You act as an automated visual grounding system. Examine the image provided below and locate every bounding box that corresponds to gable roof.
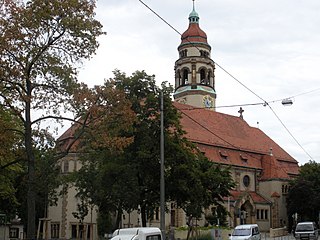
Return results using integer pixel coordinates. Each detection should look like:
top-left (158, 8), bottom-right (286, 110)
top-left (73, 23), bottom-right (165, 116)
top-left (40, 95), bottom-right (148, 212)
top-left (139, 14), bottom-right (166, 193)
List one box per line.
top-left (228, 190), bottom-right (272, 204)
top-left (173, 102), bottom-right (300, 178)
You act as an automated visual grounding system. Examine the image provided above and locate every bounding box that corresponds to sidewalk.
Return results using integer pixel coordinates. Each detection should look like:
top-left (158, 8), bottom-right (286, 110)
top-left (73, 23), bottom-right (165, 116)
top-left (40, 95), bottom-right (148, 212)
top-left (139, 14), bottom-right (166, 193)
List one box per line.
top-left (261, 232), bottom-right (295, 240)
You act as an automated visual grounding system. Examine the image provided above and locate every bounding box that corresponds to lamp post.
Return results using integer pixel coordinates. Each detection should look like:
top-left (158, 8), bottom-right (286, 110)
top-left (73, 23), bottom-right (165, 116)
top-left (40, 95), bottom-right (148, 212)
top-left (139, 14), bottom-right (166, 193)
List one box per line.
top-left (160, 91), bottom-right (165, 240)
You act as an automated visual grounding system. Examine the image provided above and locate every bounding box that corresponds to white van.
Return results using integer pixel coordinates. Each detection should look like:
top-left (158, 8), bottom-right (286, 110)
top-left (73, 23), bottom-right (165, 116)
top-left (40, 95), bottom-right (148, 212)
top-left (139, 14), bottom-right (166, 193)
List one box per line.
top-left (229, 224), bottom-right (261, 240)
top-left (111, 227), bottom-right (162, 240)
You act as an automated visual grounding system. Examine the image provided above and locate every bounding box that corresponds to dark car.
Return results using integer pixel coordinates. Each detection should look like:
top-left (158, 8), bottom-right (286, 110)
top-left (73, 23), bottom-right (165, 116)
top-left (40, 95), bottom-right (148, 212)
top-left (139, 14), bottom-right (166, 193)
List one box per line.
top-left (295, 222), bottom-right (319, 240)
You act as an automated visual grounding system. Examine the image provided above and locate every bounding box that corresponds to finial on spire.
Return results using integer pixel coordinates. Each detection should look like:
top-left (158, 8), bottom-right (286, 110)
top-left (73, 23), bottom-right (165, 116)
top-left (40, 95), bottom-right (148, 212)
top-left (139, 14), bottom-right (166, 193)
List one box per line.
top-left (189, 0), bottom-right (199, 23)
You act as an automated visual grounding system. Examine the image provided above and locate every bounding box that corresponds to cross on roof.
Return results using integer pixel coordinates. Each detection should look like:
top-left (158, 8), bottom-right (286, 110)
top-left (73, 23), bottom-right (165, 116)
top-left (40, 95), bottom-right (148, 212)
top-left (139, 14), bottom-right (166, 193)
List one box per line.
top-left (238, 107), bottom-right (244, 119)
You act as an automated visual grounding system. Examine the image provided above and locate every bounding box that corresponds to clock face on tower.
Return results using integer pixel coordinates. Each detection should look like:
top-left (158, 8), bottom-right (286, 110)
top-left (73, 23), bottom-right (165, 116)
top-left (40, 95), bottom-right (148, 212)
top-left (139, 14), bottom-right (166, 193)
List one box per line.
top-left (203, 95), bottom-right (214, 108)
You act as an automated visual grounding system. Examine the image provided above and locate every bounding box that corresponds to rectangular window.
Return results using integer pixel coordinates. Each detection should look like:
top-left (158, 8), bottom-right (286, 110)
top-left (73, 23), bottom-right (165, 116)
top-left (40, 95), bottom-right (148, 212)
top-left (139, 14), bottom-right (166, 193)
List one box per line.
top-left (51, 223), bottom-right (60, 238)
top-left (146, 234), bottom-right (162, 240)
top-left (257, 209), bottom-right (268, 220)
top-left (9, 228), bottom-right (19, 238)
top-left (64, 160), bottom-right (69, 173)
top-left (71, 224), bottom-right (86, 239)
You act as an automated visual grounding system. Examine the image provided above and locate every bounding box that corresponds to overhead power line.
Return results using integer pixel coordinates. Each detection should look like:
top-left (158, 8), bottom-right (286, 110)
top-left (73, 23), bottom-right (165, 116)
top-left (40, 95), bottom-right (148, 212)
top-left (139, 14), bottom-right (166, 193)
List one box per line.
top-left (138, 0), bottom-right (314, 161)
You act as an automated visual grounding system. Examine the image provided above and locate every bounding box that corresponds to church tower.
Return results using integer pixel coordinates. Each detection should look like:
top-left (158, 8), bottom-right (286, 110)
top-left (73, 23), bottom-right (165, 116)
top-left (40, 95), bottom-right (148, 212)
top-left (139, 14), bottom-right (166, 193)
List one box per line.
top-left (173, 1), bottom-right (216, 110)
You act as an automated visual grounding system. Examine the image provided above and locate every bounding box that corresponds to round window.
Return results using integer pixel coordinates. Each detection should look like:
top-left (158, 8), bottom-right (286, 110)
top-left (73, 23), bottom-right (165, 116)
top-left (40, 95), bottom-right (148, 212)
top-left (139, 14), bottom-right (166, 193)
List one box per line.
top-left (243, 175), bottom-right (250, 187)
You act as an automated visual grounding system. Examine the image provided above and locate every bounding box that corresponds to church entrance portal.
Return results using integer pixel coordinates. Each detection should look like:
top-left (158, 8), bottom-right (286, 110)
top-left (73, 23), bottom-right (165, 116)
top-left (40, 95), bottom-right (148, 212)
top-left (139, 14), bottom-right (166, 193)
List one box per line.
top-left (239, 200), bottom-right (254, 225)
top-left (234, 193), bottom-right (256, 226)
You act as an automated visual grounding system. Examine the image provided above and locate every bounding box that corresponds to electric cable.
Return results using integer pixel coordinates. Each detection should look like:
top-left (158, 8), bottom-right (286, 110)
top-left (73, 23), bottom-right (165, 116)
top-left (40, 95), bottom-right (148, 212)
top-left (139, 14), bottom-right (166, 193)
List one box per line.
top-left (179, 108), bottom-right (293, 170)
top-left (138, 0), bottom-right (315, 161)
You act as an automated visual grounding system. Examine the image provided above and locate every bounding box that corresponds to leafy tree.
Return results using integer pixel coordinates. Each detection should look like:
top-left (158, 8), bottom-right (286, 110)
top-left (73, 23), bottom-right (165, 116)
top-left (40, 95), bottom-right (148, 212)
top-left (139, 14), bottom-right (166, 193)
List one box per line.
top-left (0, 105), bottom-right (25, 218)
top-left (167, 152), bottom-right (234, 238)
top-left (0, 0), bottom-right (104, 238)
top-left (15, 135), bottom-right (61, 231)
top-left (287, 161), bottom-right (320, 229)
top-left (68, 82), bottom-right (136, 233)
top-left (73, 70), bottom-right (235, 234)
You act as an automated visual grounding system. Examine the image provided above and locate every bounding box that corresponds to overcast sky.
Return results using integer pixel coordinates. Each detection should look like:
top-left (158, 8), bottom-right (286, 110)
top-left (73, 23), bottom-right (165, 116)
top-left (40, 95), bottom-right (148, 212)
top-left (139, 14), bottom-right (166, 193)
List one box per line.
top-left (77, 0), bottom-right (320, 165)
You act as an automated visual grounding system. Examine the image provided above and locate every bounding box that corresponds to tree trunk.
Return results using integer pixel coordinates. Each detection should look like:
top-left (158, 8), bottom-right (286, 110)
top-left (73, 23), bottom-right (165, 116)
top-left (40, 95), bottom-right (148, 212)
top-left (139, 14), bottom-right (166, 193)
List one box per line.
top-left (186, 215), bottom-right (193, 240)
top-left (115, 207), bottom-right (122, 229)
top-left (26, 79), bottom-right (36, 240)
top-left (141, 205), bottom-right (147, 227)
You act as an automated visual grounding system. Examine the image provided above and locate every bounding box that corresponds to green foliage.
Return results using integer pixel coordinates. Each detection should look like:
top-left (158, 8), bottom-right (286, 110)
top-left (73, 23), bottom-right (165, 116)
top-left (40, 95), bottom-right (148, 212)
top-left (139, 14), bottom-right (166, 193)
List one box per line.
top-left (97, 211), bottom-right (115, 236)
top-left (205, 205), bottom-right (228, 227)
top-left (0, 0), bottom-right (104, 237)
top-left (0, 106), bottom-right (24, 218)
top-left (72, 70), bottom-right (235, 233)
top-left (287, 161), bottom-right (320, 223)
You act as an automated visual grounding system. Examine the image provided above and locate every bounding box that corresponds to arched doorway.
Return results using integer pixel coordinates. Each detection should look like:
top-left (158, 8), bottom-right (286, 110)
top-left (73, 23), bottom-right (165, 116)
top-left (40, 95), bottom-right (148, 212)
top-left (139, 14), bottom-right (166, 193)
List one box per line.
top-left (240, 200), bottom-right (254, 224)
top-left (234, 193), bottom-right (256, 226)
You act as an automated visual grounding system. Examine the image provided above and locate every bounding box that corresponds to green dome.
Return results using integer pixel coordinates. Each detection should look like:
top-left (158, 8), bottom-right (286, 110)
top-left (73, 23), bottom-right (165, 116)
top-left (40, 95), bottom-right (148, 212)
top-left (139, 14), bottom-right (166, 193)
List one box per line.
top-left (189, 9), bottom-right (199, 19)
top-left (188, 1), bottom-right (199, 23)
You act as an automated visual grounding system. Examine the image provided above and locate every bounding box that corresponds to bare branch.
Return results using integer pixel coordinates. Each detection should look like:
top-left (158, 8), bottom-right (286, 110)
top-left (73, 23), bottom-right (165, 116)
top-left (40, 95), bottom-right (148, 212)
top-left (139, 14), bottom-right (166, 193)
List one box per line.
top-left (31, 115), bottom-right (85, 126)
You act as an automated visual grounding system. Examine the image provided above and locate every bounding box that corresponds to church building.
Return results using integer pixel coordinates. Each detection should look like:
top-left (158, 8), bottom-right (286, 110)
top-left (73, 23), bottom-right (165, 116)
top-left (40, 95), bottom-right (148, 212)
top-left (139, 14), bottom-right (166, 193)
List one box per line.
top-left (46, 2), bottom-right (300, 239)
top-left (171, 2), bottom-right (299, 231)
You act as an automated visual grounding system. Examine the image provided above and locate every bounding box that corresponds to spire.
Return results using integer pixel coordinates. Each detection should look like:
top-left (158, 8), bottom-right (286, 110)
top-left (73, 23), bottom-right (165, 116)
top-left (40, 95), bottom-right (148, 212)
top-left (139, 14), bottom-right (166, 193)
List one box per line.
top-left (181, 0), bottom-right (207, 45)
top-left (189, 0), bottom-right (199, 23)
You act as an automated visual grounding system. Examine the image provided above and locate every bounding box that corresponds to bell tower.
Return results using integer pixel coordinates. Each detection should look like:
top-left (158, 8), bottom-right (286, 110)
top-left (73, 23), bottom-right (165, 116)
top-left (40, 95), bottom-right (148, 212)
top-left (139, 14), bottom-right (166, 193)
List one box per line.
top-left (173, 0), bottom-right (216, 110)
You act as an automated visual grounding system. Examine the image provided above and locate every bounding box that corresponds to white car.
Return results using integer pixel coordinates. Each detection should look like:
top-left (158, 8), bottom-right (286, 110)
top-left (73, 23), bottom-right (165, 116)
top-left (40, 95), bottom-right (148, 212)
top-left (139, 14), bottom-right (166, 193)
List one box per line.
top-left (229, 224), bottom-right (261, 240)
top-left (111, 227), bottom-right (162, 240)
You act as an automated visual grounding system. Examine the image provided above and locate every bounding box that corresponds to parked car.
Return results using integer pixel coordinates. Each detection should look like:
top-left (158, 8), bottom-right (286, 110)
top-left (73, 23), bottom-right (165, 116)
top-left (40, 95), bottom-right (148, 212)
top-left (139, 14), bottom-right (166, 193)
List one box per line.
top-left (295, 222), bottom-right (319, 240)
top-left (111, 227), bottom-right (162, 240)
top-left (229, 224), bottom-right (261, 240)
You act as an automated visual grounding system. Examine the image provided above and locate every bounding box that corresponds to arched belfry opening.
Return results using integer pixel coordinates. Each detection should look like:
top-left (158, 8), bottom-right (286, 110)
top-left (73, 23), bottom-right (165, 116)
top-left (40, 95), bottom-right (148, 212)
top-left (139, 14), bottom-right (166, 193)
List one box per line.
top-left (182, 68), bottom-right (189, 85)
top-left (200, 68), bottom-right (206, 84)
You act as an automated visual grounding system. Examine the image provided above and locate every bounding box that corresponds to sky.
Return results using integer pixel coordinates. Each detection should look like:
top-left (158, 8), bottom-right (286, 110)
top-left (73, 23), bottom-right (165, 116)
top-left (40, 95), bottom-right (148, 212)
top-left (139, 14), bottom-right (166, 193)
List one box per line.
top-left (77, 0), bottom-right (320, 165)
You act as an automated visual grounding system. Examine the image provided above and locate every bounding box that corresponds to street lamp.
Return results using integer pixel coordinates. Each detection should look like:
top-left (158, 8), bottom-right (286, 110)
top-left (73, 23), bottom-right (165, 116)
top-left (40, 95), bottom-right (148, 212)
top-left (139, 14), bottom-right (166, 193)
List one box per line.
top-left (281, 98), bottom-right (293, 106)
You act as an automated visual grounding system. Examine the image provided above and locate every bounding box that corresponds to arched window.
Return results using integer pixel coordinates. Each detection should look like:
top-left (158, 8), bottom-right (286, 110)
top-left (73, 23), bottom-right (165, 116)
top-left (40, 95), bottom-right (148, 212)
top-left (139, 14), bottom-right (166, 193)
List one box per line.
top-left (207, 71), bottom-right (212, 86)
top-left (243, 175), bottom-right (250, 187)
top-left (177, 70), bottom-right (181, 85)
top-left (200, 68), bottom-right (207, 84)
top-left (180, 49), bottom-right (188, 58)
top-left (183, 69), bottom-right (189, 85)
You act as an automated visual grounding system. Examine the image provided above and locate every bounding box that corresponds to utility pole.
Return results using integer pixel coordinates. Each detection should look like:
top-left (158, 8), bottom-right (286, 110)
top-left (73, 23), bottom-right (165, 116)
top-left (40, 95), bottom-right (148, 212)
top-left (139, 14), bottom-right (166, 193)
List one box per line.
top-left (160, 91), bottom-right (165, 239)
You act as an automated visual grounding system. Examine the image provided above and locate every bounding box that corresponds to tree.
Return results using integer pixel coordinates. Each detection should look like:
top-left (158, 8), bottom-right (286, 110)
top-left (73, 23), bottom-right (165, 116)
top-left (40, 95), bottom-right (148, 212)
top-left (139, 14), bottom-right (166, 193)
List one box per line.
top-left (0, 0), bottom-right (104, 238)
top-left (73, 70), bottom-right (235, 233)
top-left (66, 82), bottom-right (136, 234)
top-left (287, 161), bottom-right (320, 228)
top-left (0, 106), bottom-right (24, 218)
top-left (166, 151), bottom-right (234, 238)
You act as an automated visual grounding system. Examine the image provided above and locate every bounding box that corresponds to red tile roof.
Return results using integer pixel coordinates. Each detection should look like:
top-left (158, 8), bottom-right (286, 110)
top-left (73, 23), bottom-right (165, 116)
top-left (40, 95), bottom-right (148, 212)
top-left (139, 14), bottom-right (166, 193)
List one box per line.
top-left (181, 23), bottom-right (208, 44)
top-left (174, 102), bottom-right (300, 179)
top-left (260, 154), bottom-right (290, 180)
top-left (228, 190), bottom-right (272, 204)
top-left (57, 101), bottom-right (300, 180)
